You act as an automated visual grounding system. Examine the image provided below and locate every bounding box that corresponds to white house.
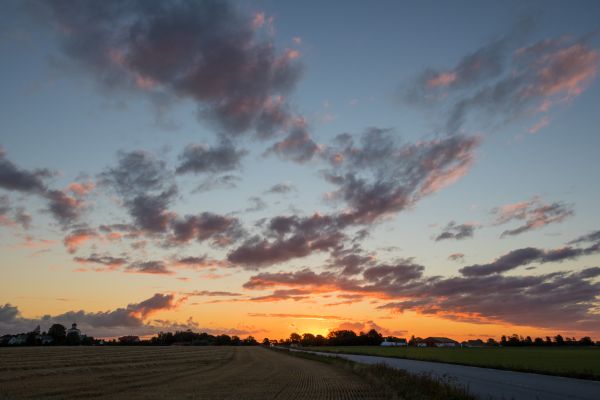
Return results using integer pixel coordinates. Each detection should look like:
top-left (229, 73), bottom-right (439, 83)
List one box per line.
top-left (380, 337), bottom-right (407, 347)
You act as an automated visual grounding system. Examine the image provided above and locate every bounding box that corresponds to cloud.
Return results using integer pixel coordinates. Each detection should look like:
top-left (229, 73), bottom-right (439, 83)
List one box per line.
top-left (0, 293), bottom-right (181, 337)
top-left (266, 182), bottom-right (295, 194)
top-left (176, 142), bottom-right (247, 175)
top-left (249, 289), bottom-right (312, 302)
top-left (126, 260), bottom-right (174, 275)
top-left (492, 197), bottom-right (573, 237)
top-left (100, 150), bottom-right (178, 234)
top-left (242, 231), bottom-right (600, 331)
top-left (0, 195), bottom-right (31, 229)
top-left (44, 189), bottom-right (86, 227)
top-left (435, 221), bottom-right (476, 241)
top-left (448, 253), bottom-right (465, 262)
top-left (168, 212), bottom-right (244, 247)
top-left (459, 233), bottom-right (600, 276)
top-left (247, 313), bottom-right (343, 321)
top-left (266, 122), bottom-right (320, 163)
top-left (38, 0), bottom-right (303, 138)
top-left (228, 213), bottom-right (345, 268)
top-left (405, 16), bottom-right (599, 136)
top-left (245, 196), bottom-right (267, 212)
top-left (184, 290), bottom-right (241, 297)
top-left (172, 255), bottom-right (230, 270)
top-left (74, 253), bottom-right (129, 271)
top-left (0, 148), bottom-right (51, 194)
top-left (63, 227), bottom-right (98, 254)
top-left (323, 129), bottom-right (480, 225)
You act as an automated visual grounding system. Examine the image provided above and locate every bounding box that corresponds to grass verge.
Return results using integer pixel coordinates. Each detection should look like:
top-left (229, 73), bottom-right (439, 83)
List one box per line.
top-left (273, 347), bottom-right (476, 400)
top-left (305, 346), bottom-right (600, 380)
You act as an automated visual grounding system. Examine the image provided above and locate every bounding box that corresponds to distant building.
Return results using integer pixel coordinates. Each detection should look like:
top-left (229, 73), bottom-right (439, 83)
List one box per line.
top-left (8, 335), bottom-right (27, 345)
top-left (118, 335), bottom-right (141, 345)
top-left (67, 323), bottom-right (81, 338)
top-left (381, 337), bottom-right (407, 347)
top-left (420, 337), bottom-right (459, 347)
top-left (462, 339), bottom-right (485, 348)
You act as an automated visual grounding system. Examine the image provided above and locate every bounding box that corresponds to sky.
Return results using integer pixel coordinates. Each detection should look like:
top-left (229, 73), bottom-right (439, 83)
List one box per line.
top-left (1, 0), bottom-right (599, 341)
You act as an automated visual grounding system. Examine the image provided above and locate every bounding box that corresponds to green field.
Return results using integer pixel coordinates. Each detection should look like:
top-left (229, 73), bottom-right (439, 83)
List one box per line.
top-left (307, 346), bottom-right (600, 379)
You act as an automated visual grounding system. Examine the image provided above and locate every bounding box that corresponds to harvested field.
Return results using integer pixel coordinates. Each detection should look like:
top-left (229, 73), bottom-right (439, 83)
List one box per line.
top-left (0, 346), bottom-right (387, 399)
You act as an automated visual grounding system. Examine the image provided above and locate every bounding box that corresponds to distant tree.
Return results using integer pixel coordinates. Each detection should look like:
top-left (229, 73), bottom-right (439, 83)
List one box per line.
top-left (301, 333), bottom-right (315, 346)
top-left (231, 335), bottom-right (241, 346)
top-left (289, 333), bottom-right (301, 344)
top-left (48, 324), bottom-right (66, 345)
top-left (554, 334), bottom-right (564, 346)
top-left (545, 336), bottom-right (553, 345)
top-left (409, 335), bottom-right (417, 346)
top-left (243, 336), bottom-right (258, 346)
top-left (314, 334), bottom-right (326, 346)
top-left (579, 336), bottom-right (594, 346)
top-left (326, 330), bottom-right (357, 346)
top-left (533, 337), bottom-right (545, 346)
top-left (524, 336), bottom-right (533, 346)
top-left (363, 329), bottom-right (383, 345)
top-left (486, 338), bottom-right (498, 346)
top-left (500, 335), bottom-right (507, 346)
top-left (262, 337), bottom-right (270, 346)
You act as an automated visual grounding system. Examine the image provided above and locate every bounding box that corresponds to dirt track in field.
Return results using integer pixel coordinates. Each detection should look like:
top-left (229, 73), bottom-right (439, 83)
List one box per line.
top-left (0, 346), bottom-right (387, 399)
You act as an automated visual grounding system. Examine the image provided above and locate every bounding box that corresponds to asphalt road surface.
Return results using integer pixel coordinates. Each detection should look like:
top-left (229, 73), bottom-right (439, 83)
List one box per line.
top-left (291, 348), bottom-right (600, 400)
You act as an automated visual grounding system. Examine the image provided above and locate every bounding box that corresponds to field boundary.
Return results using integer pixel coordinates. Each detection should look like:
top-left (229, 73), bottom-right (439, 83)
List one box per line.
top-left (273, 346), bottom-right (476, 400)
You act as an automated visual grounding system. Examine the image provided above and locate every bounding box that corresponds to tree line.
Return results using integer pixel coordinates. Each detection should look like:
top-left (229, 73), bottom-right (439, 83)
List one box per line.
top-left (2, 324), bottom-right (597, 347)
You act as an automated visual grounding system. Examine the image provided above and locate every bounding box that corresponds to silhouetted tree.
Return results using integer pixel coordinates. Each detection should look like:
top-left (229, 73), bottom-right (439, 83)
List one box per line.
top-left (66, 331), bottom-right (81, 346)
top-left (554, 334), bottom-right (565, 346)
top-left (48, 324), bottom-right (66, 345)
top-left (289, 332), bottom-right (301, 344)
top-left (301, 333), bottom-right (315, 346)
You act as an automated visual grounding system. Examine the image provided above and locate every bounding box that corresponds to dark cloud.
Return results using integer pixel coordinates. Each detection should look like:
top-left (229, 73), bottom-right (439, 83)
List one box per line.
top-left (243, 260), bottom-right (600, 331)
top-left (378, 267), bottom-right (600, 331)
top-left (176, 141), bottom-right (247, 175)
top-left (44, 189), bottom-right (85, 227)
top-left (126, 260), bottom-right (173, 275)
top-left (448, 253), bottom-right (465, 262)
top-left (74, 253), bottom-right (129, 270)
top-left (100, 150), bottom-right (172, 197)
top-left (266, 123), bottom-right (320, 163)
top-left (249, 289), bottom-right (312, 302)
top-left (435, 221), bottom-right (476, 241)
top-left (228, 213), bottom-right (344, 268)
top-left (0, 293), bottom-right (180, 337)
top-left (100, 150), bottom-right (177, 234)
top-left (39, 0), bottom-right (303, 138)
top-left (0, 148), bottom-right (51, 194)
top-left (492, 198), bottom-right (574, 237)
top-left (323, 129), bottom-right (480, 225)
top-left (172, 255), bottom-right (230, 270)
top-left (459, 235), bottom-right (600, 276)
top-left (265, 182), bottom-right (295, 194)
top-left (168, 212), bottom-right (244, 247)
top-left (247, 312), bottom-right (343, 320)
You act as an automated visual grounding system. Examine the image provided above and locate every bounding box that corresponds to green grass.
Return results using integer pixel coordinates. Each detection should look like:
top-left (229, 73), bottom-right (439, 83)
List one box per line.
top-left (275, 348), bottom-right (476, 400)
top-left (306, 346), bottom-right (600, 380)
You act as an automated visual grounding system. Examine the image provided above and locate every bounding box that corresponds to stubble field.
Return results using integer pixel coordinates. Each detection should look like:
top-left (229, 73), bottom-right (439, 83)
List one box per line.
top-left (0, 346), bottom-right (388, 399)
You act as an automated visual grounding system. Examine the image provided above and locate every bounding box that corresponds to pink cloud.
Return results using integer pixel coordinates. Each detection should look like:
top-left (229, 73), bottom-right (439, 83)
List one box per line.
top-left (427, 71), bottom-right (457, 87)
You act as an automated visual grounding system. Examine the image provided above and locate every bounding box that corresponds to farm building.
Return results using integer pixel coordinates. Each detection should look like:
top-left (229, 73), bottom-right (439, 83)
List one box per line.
top-left (420, 337), bottom-right (459, 347)
top-left (380, 337), bottom-right (407, 347)
top-left (66, 323), bottom-right (81, 338)
top-left (462, 339), bottom-right (485, 347)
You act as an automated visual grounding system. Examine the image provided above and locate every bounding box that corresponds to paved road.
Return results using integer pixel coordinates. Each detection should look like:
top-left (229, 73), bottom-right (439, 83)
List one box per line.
top-left (290, 348), bottom-right (600, 400)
